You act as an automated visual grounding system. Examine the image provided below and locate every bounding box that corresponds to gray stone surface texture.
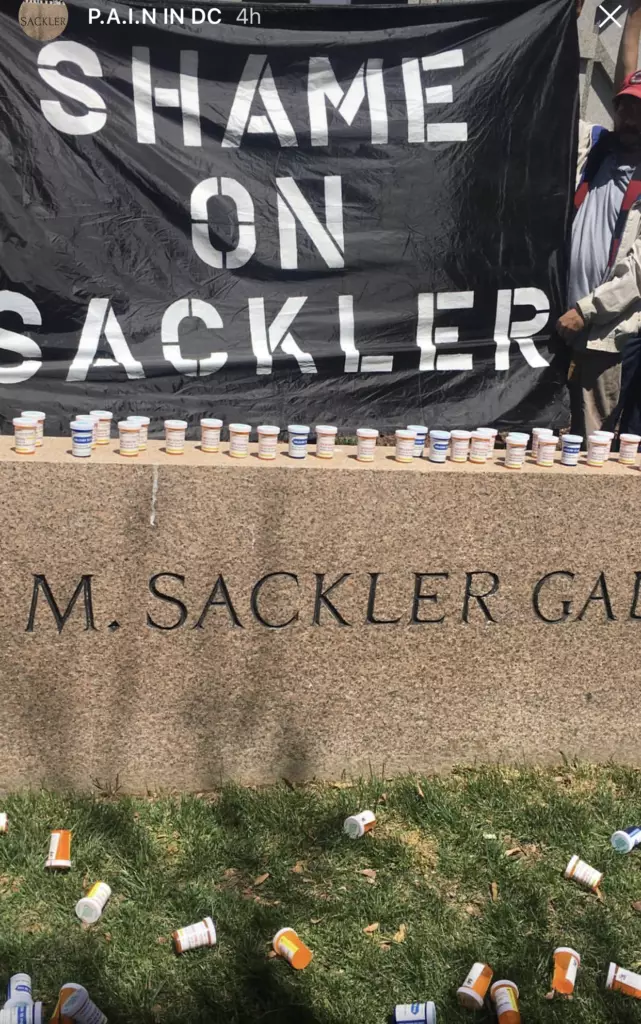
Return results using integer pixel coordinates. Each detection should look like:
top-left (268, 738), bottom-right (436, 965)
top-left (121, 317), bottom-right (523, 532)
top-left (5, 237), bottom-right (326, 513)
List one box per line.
top-left (579, 0), bottom-right (634, 124)
top-left (0, 437), bottom-right (639, 792)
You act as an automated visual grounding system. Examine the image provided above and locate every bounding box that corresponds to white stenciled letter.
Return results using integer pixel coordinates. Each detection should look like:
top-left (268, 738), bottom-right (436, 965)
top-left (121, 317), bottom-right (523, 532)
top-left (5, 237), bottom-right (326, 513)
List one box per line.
top-left (416, 291), bottom-right (474, 370)
top-left (67, 299), bottom-right (144, 381)
top-left (248, 297), bottom-right (316, 375)
top-left (38, 41), bottom-right (106, 135)
top-left (277, 176), bottom-right (344, 270)
top-left (308, 57), bottom-right (388, 146)
top-left (132, 47), bottom-right (201, 145)
top-left (0, 292), bottom-right (42, 384)
top-left (493, 288), bottom-right (550, 370)
top-left (191, 178), bottom-right (256, 269)
top-left (338, 296), bottom-right (392, 372)
top-left (161, 299), bottom-right (227, 376)
top-left (434, 291), bottom-right (474, 370)
top-left (402, 49), bottom-right (467, 144)
top-left (223, 54), bottom-right (297, 148)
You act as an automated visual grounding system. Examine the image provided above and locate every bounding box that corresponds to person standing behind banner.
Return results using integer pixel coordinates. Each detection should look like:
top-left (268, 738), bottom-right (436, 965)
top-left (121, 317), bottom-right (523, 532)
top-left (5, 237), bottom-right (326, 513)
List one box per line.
top-left (556, 2), bottom-right (641, 438)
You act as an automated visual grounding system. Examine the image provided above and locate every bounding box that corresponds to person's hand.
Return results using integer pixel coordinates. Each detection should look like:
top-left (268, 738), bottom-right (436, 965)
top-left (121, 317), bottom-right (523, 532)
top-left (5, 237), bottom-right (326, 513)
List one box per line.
top-left (556, 308), bottom-right (585, 341)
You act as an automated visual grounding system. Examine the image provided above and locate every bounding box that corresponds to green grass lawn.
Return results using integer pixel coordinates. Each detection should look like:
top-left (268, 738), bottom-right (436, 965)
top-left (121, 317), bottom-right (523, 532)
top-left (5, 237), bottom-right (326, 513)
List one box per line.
top-left (2, 765), bottom-right (641, 1022)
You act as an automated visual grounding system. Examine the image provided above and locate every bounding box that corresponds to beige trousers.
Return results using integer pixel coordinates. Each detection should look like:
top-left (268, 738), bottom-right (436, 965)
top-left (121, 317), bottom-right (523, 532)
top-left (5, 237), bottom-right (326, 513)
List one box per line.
top-left (568, 348), bottom-right (623, 438)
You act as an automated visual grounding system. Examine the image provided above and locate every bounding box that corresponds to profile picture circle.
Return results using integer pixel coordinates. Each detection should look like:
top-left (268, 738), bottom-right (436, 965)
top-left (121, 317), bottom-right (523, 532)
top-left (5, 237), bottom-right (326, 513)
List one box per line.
top-left (18, 1), bottom-right (68, 40)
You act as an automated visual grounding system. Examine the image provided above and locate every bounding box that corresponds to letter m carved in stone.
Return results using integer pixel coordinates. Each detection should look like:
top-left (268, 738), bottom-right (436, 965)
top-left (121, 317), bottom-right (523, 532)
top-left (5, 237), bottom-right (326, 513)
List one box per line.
top-left (26, 575), bottom-right (96, 633)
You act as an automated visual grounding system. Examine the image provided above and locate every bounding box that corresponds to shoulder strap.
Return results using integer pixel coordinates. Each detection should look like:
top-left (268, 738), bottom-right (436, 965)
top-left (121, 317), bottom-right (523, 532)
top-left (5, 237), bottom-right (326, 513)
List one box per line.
top-left (608, 163), bottom-right (641, 268)
top-left (575, 126), bottom-right (611, 210)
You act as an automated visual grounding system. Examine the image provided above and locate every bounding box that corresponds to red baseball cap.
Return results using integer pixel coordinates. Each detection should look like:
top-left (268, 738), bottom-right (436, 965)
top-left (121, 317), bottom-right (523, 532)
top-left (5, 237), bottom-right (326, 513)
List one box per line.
top-left (616, 70), bottom-right (641, 102)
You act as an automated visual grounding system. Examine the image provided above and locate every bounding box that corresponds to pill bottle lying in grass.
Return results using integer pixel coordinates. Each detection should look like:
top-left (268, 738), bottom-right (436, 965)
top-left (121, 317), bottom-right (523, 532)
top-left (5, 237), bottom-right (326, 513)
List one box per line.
top-left (272, 927), bottom-right (313, 969)
top-left (551, 947), bottom-right (580, 995)
top-left (606, 962), bottom-right (641, 999)
top-left (76, 882), bottom-right (112, 924)
top-left (394, 1003), bottom-right (436, 1023)
top-left (343, 810), bottom-right (376, 839)
top-left (173, 916), bottom-right (217, 953)
top-left (457, 962), bottom-right (493, 1009)
top-left (564, 854), bottom-right (602, 891)
top-left (490, 980), bottom-right (521, 1024)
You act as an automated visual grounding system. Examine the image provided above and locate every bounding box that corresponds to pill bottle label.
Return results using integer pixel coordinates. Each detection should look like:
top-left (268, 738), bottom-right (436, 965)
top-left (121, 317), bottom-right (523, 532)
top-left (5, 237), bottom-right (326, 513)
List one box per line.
top-left (463, 962), bottom-right (491, 990)
top-left (396, 438), bottom-right (415, 462)
top-left (278, 936), bottom-right (298, 962)
top-left (165, 429), bottom-right (185, 454)
top-left (587, 442), bottom-right (608, 465)
top-left (119, 432), bottom-right (138, 455)
top-left (61, 992), bottom-right (107, 1024)
top-left (46, 829), bottom-right (71, 866)
top-left (614, 966), bottom-right (641, 995)
top-left (259, 437), bottom-right (279, 459)
top-left (201, 427), bottom-right (221, 452)
top-left (176, 920), bottom-right (214, 951)
top-left (450, 438), bottom-right (469, 462)
top-left (505, 446), bottom-right (526, 468)
top-left (86, 882), bottom-right (111, 908)
top-left (394, 1004), bottom-right (431, 1022)
top-left (289, 438), bottom-right (308, 458)
top-left (15, 427), bottom-right (36, 453)
top-left (470, 437), bottom-right (490, 463)
top-left (316, 435), bottom-right (335, 457)
top-left (572, 860), bottom-right (602, 888)
top-left (537, 442), bottom-right (557, 466)
top-left (565, 956), bottom-right (579, 987)
top-left (230, 433), bottom-right (249, 457)
top-left (562, 444), bottom-right (581, 465)
top-left (29, 418), bottom-right (44, 445)
top-left (623, 827), bottom-right (641, 847)
top-left (495, 988), bottom-right (518, 1013)
top-left (357, 440), bottom-right (376, 461)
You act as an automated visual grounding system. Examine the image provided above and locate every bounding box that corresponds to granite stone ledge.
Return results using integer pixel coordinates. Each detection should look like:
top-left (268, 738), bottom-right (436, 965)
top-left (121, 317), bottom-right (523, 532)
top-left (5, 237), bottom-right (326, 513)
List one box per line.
top-left (0, 436), bottom-right (638, 792)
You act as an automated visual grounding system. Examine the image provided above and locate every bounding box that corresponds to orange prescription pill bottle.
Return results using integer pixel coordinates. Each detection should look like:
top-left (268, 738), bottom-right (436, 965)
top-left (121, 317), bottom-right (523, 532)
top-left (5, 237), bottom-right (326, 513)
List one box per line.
top-left (272, 927), bottom-right (313, 969)
top-left (490, 980), bottom-right (521, 1024)
top-left (552, 947), bottom-right (580, 994)
top-left (457, 962), bottom-right (493, 1009)
top-left (606, 962), bottom-right (641, 998)
top-left (45, 829), bottom-right (72, 869)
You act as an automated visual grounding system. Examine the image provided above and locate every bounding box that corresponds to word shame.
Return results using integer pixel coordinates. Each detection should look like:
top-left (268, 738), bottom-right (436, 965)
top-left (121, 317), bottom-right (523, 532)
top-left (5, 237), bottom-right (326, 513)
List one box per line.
top-left (36, 42), bottom-right (468, 147)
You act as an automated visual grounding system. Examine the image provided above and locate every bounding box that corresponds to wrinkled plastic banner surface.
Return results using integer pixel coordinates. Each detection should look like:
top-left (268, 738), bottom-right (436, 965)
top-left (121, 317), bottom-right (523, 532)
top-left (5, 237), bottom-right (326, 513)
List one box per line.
top-left (0, 0), bottom-right (578, 434)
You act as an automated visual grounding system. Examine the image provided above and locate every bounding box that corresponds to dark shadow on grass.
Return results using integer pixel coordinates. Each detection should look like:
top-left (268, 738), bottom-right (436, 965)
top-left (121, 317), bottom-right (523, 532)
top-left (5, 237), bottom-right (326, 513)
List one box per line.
top-left (0, 930), bottom-right (332, 1023)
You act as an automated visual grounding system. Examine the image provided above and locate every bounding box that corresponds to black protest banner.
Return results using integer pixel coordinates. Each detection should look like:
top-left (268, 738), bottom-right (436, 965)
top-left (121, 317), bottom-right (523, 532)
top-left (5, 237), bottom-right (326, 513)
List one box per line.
top-left (0, 0), bottom-right (577, 434)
